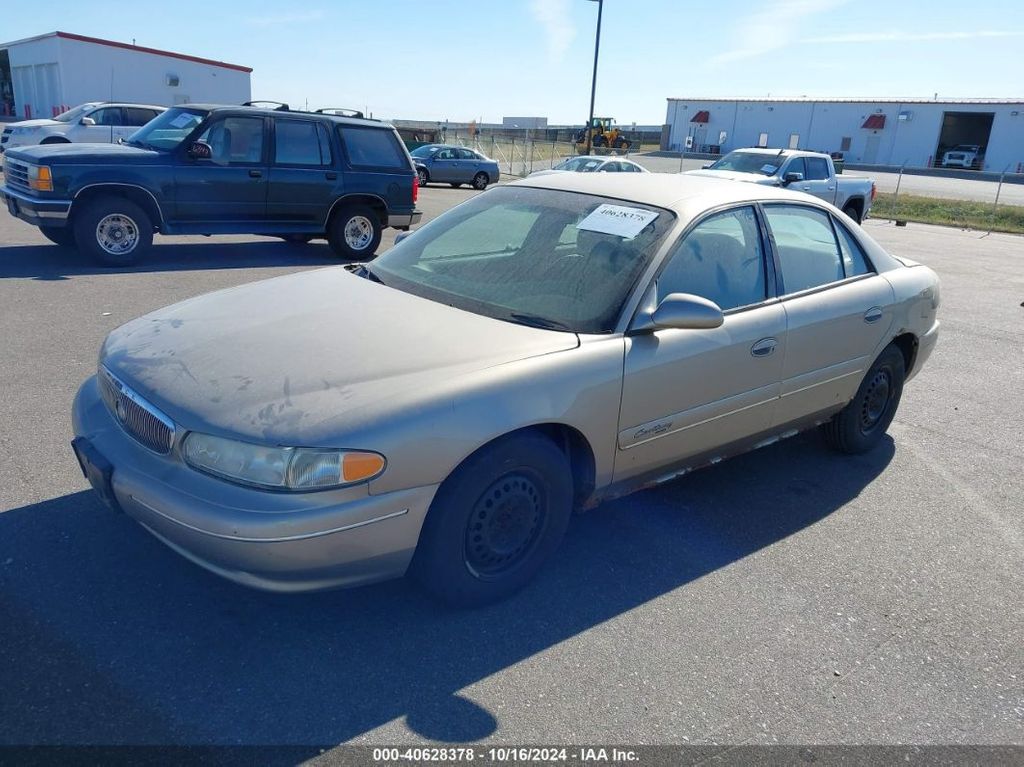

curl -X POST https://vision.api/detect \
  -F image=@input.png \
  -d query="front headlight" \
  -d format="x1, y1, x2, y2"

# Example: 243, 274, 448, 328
182, 432, 386, 491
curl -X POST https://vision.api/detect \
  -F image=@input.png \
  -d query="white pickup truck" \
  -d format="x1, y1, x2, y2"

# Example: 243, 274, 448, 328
687, 148, 876, 223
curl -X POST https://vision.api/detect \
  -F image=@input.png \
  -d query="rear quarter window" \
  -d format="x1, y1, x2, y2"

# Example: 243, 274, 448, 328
338, 126, 409, 169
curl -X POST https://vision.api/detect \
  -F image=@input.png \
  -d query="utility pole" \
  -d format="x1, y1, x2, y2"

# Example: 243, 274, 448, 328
585, 0, 603, 156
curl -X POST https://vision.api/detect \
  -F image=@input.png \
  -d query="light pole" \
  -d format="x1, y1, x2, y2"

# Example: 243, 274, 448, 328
585, 0, 603, 156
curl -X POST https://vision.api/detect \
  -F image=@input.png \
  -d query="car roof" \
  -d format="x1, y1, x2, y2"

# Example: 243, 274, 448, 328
511, 172, 833, 220
179, 103, 389, 128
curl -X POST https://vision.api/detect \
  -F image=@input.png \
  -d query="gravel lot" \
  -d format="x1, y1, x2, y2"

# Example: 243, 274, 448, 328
0, 187, 1021, 749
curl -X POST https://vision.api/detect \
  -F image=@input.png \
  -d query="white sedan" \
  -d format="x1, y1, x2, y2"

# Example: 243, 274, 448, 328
530, 155, 649, 177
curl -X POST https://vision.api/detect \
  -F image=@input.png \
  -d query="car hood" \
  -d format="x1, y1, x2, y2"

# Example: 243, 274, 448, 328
101, 268, 579, 443
685, 169, 779, 184
7, 142, 163, 164
4, 118, 62, 129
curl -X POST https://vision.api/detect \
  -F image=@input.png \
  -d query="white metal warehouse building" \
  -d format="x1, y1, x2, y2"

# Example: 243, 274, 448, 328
0, 31, 251, 120
665, 97, 1024, 172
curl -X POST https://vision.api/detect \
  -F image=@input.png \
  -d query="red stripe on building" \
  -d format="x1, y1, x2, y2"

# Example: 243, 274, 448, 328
55, 31, 252, 73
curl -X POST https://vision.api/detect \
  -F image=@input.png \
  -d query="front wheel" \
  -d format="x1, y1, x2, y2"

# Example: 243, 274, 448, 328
39, 226, 76, 247
327, 205, 382, 260
73, 197, 153, 267
821, 344, 905, 454
409, 433, 573, 607
472, 172, 489, 190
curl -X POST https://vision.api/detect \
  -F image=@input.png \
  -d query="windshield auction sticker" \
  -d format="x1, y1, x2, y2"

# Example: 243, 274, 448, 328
578, 204, 659, 240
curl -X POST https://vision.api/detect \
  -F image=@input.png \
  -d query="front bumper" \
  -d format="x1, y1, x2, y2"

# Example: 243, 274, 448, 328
0, 184, 72, 227
387, 210, 423, 229
72, 375, 439, 592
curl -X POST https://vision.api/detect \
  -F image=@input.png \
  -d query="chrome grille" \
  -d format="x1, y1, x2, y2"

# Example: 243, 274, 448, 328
3, 158, 29, 191
0, 127, 10, 146
99, 367, 175, 454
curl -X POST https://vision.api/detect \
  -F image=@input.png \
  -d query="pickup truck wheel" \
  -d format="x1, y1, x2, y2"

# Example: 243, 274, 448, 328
74, 198, 153, 267
409, 433, 573, 607
39, 226, 76, 247
472, 172, 489, 190
417, 168, 429, 187
821, 344, 905, 454
842, 203, 862, 224
327, 204, 381, 260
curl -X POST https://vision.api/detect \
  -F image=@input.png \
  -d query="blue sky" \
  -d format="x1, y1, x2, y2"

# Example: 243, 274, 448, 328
4, 0, 1023, 124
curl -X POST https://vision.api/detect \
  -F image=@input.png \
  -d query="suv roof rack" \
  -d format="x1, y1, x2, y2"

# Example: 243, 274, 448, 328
316, 107, 365, 118
243, 100, 290, 111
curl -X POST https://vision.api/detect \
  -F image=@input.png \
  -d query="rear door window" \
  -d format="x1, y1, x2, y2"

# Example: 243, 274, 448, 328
274, 119, 323, 166
338, 126, 408, 169
763, 205, 844, 293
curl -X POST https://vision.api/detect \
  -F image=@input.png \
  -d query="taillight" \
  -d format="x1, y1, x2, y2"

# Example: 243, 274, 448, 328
871, 182, 877, 201
412, 175, 419, 204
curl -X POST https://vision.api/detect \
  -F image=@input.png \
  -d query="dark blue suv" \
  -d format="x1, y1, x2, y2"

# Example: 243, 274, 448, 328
0, 104, 421, 265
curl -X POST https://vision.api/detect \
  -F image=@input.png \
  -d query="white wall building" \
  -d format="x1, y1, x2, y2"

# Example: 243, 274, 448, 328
0, 31, 251, 120
665, 97, 1024, 172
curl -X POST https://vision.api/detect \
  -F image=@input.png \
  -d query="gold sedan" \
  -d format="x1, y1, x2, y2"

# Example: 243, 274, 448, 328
72, 174, 939, 606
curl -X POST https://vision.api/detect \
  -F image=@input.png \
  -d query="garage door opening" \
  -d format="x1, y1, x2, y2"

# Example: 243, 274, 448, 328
934, 112, 994, 170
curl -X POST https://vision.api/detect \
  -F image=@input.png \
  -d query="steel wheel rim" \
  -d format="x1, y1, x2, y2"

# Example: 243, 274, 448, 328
465, 471, 546, 579
343, 215, 374, 251
860, 369, 891, 433
95, 214, 139, 255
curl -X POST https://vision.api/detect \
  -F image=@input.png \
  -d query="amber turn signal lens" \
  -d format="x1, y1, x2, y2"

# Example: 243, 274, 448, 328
342, 452, 386, 483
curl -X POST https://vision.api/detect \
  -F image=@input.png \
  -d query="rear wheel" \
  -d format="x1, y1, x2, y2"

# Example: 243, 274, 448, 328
842, 202, 862, 224
327, 204, 382, 260
73, 197, 153, 267
410, 433, 573, 607
39, 226, 76, 247
821, 344, 905, 454
417, 168, 429, 187
472, 172, 489, 190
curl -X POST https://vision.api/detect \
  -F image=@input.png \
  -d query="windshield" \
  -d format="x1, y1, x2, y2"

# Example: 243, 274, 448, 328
708, 151, 783, 176
371, 186, 675, 333
554, 157, 603, 172
53, 103, 100, 124
411, 145, 440, 158
125, 107, 207, 151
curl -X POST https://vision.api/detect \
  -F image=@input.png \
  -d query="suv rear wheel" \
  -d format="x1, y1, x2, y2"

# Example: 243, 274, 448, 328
73, 197, 153, 267
328, 204, 382, 260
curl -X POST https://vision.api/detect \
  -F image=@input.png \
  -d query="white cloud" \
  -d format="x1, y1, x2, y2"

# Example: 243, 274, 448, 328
530, 0, 577, 63
246, 10, 325, 27
805, 30, 1024, 43
710, 0, 848, 65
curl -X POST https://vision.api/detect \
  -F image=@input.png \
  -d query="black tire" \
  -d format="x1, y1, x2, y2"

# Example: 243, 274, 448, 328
73, 197, 153, 267
280, 234, 314, 245
40, 137, 70, 144
821, 344, 905, 454
843, 203, 862, 224
472, 172, 489, 190
409, 433, 573, 607
327, 204, 382, 260
417, 168, 429, 187
39, 226, 76, 247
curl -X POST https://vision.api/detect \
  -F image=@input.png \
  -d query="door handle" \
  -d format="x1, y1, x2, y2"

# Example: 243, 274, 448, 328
249, 169, 262, 178
325, 172, 338, 180
751, 337, 778, 357
863, 306, 883, 323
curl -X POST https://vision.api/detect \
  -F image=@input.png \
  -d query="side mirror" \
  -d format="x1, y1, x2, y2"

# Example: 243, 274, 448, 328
782, 171, 804, 185
188, 141, 213, 160
80, 117, 96, 126
702, 163, 713, 169
651, 293, 724, 330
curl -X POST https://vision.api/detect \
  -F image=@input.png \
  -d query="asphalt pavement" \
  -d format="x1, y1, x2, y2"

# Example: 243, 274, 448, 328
0, 190, 1022, 749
